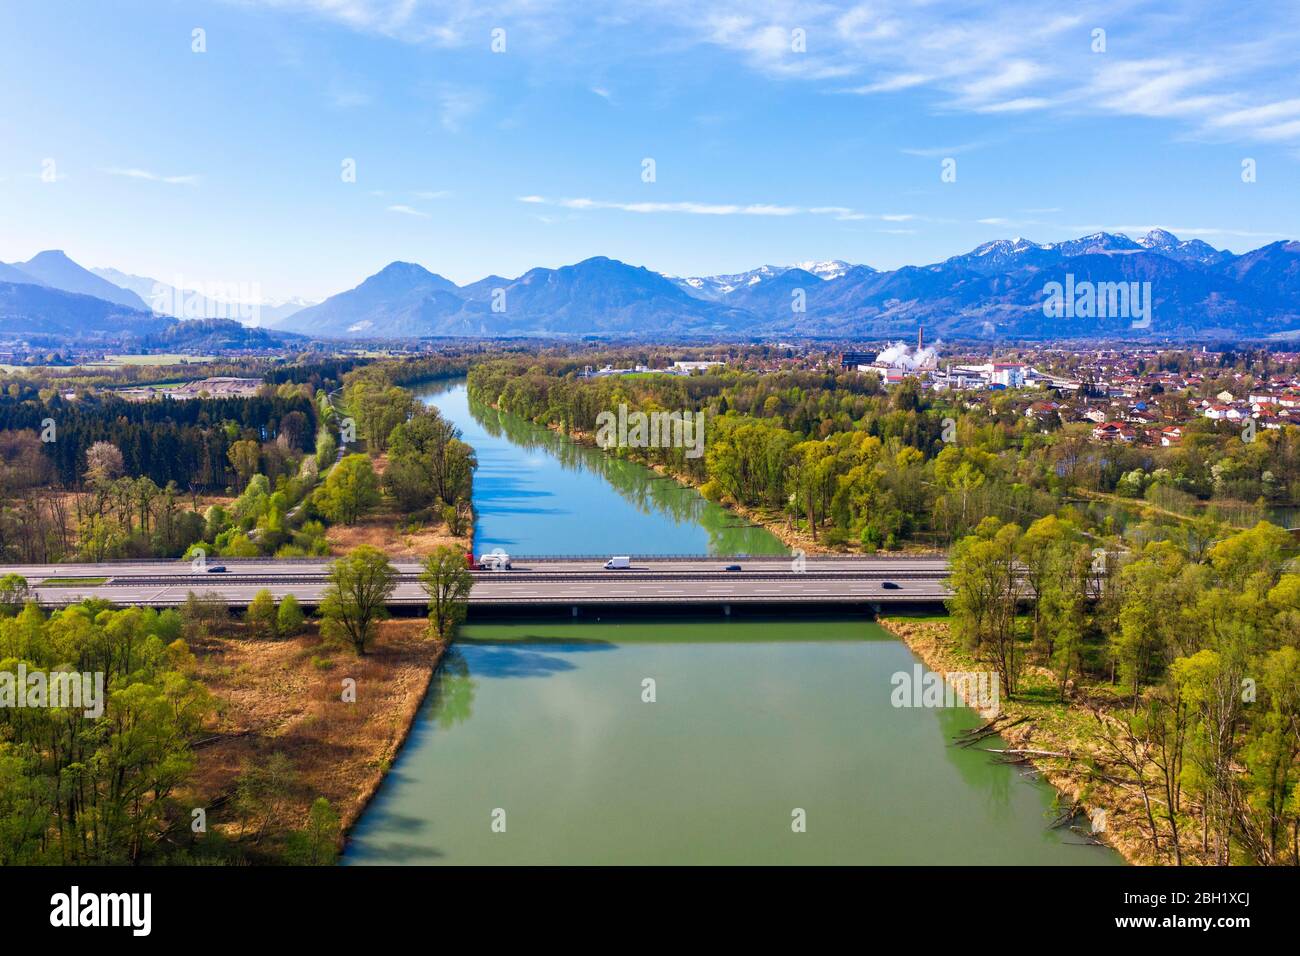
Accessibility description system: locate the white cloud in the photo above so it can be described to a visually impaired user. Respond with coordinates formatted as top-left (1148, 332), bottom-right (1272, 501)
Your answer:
top-left (900, 142), bottom-right (984, 158)
top-left (387, 204), bottom-right (429, 217)
top-left (678, 1), bottom-right (1300, 145)
top-left (838, 73), bottom-right (930, 95)
top-left (436, 86), bottom-right (484, 132)
top-left (974, 97), bottom-right (1053, 113)
top-left (242, 1), bottom-right (1300, 146)
top-left (105, 167), bottom-right (199, 185)
top-left (518, 195), bottom-right (912, 222)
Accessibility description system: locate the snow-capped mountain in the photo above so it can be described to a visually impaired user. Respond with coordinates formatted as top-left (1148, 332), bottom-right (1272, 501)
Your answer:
top-left (671, 260), bottom-right (871, 300)
top-left (5, 229), bottom-right (1294, 341)
top-left (1135, 228), bottom-right (1233, 267)
top-left (792, 259), bottom-right (859, 280)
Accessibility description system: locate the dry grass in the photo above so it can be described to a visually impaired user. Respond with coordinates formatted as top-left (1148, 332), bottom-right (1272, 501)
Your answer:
top-left (323, 453), bottom-right (471, 557)
top-left (179, 618), bottom-right (445, 859)
top-left (325, 518), bottom-right (467, 557)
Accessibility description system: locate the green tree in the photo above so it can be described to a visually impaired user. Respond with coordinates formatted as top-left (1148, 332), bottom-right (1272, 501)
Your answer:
top-left (284, 797), bottom-right (341, 865)
top-left (227, 439), bottom-right (262, 492)
top-left (420, 545), bottom-right (473, 639)
top-left (316, 454), bottom-right (380, 525)
top-left (947, 518), bottom-right (1023, 696)
top-left (246, 589), bottom-right (278, 639)
top-left (0, 574), bottom-right (30, 616)
top-left (319, 546), bottom-right (396, 655)
top-left (277, 594), bottom-right (305, 636)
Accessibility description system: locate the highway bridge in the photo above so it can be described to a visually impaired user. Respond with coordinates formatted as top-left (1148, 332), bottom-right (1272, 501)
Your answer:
top-left (8, 555), bottom-right (952, 613)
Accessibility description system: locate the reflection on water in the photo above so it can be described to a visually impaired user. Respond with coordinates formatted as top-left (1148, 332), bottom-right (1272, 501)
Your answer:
top-left (414, 380), bottom-right (786, 556)
top-left (345, 380), bottom-right (1123, 865)
top-left (345, 619), bottom-right (1121, 865)
top-left (428, 650), bottom-right (477, 729)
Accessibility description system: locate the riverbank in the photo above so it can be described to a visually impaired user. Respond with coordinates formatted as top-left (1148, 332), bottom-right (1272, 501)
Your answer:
top-left (182, 618), bottom-right (446, 862)
top-left (879, 614), bottom-right (1213, 867)
top-left (496, 406), bottom-right (942, 557)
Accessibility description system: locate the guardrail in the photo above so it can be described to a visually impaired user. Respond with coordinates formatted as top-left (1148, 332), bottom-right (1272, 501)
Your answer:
top-left (82, 568), bottom-right (950, 586)
top-left (3, 552), bottom-right (953, 567)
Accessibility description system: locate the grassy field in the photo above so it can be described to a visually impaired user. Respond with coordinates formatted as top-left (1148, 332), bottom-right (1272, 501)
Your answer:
top-left (0, 354), bottom-right (216, 373)
top-left (37, 576), bottom-right (109, 586)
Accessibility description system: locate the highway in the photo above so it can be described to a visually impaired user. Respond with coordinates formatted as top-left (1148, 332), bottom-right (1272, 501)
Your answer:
top-left (10, 555), bottom-right (952, 609)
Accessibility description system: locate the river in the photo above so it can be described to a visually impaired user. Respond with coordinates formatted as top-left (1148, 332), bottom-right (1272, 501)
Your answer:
top-left (342, 380), bottom-right (1120, 865)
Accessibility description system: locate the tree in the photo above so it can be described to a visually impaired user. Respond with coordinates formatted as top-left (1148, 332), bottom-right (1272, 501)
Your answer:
top-left (246, 589), bottom-right (278, 639)
top-left (346, 382), bottom-right (416, 454)
top-left (420, 545), bottom-right (473, 638)
top-left (319, 545), bottom-right (396, 655)
top-left (947, 518), bottom-right (1023, 697)
top-left (314, 431), bottom-right (338, 472)
top-left (181, 590), bottom-right (230, 640)
top-left (316, 454), bottom-right (379, 525)
top-left (443, 501), bottom-right (470, 537)
top-left (1116, 543), bottom-right (1186, 708)
top-left (235, 752), bottom-right (296, 846)
top-left (284, 797), bottom-right (340, 865)
top-left (277, 594), bottom-right (305, 636)
top-left (0, 573), bottom-right (30, 615)
top-left (227, 439), bottom-right (261, 492)
top-left (0, 604), bottom-right (212, 864)
top-left (384, 410), bottom-right (477, 510)
top-left (84, 441), bottom-right (125, 484)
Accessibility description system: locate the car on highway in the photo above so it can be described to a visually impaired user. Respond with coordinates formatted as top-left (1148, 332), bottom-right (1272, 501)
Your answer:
top-left (604, 556), bottom-right (632, 570)
top-left (881, 581), bottom-right (900, 589)
top-left (207, 565), bottom-right (227, 573)
top-left (723, 564), bottom-right (742, 572)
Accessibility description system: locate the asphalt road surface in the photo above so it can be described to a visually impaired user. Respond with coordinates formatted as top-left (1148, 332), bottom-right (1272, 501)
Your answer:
top-left (10, 555), bottom-right (951, 608)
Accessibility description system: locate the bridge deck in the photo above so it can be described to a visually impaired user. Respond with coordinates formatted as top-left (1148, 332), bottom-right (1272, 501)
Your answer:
top-left (12, 556), bottom-right (951, 610)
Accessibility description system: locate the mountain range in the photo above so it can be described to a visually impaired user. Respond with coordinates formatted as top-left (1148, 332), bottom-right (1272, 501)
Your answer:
top-left (89, 267), bottom-right (314, 326)
top-left (270, 229), bottom-right (1300, 340)
top-left (0, 252), bottom-right (307, 347)
top-left (4, 230), bottom-right (1299, 342)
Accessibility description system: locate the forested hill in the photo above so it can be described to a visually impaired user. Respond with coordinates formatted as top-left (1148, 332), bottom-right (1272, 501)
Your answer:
top-left (0, 391), bottom-right (318, 489)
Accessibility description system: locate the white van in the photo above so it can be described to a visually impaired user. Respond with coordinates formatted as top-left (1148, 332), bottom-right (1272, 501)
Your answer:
top-left (604, 556), bottom-right (631, 570)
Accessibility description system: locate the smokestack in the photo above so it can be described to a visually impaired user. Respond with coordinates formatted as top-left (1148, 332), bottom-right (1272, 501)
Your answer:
top-left (918, 323), bottom-right (924, 353)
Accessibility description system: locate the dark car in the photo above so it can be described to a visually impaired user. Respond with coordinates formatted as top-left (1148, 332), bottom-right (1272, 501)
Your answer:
top-left (881, 581), bottom-right (900, 589)
top-left (723, 564), bottom-right (743, 572)
top-left (207, 565), bottom-right (227, 573)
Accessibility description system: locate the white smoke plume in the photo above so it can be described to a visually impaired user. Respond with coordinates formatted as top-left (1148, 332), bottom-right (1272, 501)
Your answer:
top-left (874, 341), bottom-right (939, 370)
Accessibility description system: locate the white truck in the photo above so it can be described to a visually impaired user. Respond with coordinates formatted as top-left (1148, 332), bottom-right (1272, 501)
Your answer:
top-left (603, 556), bottom-right (632, 570)
top-left (477, 549), bottom-right (512, 571)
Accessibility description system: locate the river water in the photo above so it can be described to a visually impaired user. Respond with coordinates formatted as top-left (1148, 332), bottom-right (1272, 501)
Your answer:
top-left (342, 381), bottom-right (1119, 865)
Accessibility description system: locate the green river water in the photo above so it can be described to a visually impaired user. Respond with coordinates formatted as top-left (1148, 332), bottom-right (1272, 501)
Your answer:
top-left (341, 382), bottom-right (1119, 865)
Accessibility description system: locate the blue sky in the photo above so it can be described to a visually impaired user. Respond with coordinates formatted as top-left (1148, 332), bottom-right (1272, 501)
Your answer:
top-left (2, 0), bottom-right (1299, 301)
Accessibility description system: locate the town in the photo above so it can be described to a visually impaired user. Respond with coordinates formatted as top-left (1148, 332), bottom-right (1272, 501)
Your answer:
top-left (837, 333), bottom-right (1300, 446)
